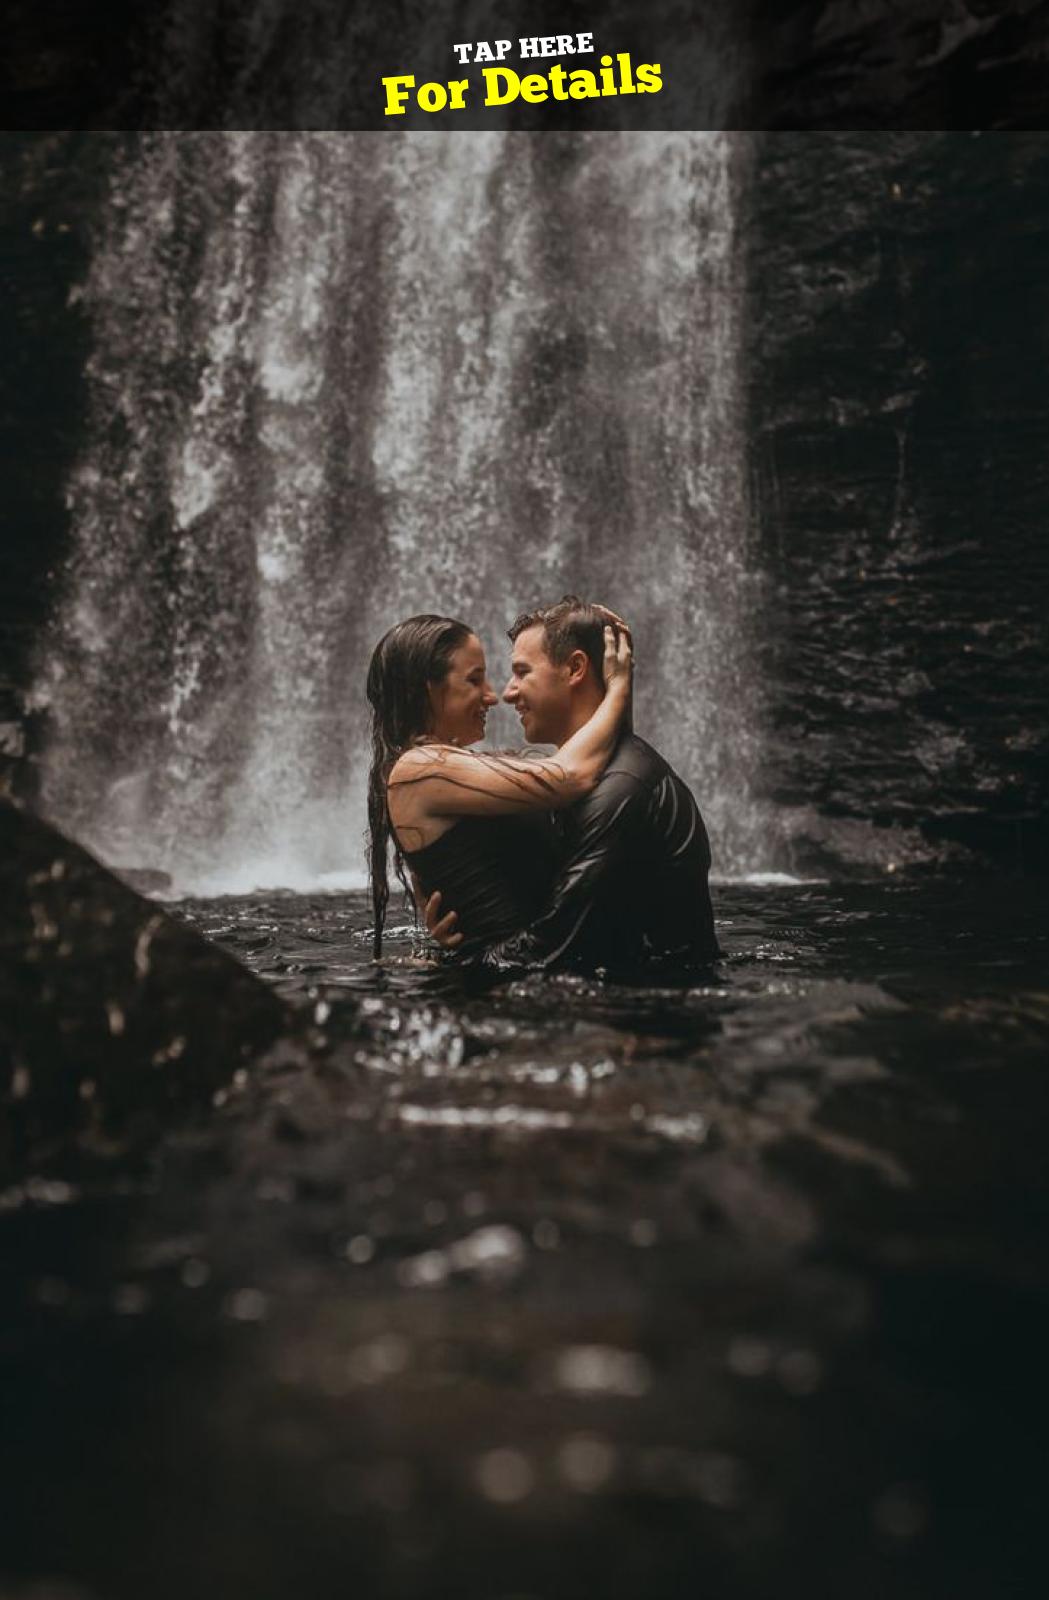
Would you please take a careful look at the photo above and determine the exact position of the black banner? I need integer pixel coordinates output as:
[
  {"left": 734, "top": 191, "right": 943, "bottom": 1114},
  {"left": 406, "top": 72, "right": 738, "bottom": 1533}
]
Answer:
[{"left": 4, "top": 0, "right": 1049, "bottom": 130}]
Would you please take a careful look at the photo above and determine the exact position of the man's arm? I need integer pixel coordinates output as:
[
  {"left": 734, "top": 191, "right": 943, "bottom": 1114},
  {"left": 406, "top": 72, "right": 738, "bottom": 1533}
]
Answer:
[{"left": 479, "top": 769, "right": 646, "bottom": 972}]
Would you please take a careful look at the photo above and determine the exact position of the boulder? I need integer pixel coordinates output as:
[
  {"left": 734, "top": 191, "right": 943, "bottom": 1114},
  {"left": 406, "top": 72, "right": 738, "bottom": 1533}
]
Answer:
[{"left": 0, "top": 801, "right": 289, "bottom": 1173}]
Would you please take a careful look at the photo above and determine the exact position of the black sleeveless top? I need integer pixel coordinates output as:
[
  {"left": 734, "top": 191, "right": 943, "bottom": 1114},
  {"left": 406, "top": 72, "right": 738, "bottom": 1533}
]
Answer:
[{"left": 402, "top": 814, "right": 554, "bottom": 956}]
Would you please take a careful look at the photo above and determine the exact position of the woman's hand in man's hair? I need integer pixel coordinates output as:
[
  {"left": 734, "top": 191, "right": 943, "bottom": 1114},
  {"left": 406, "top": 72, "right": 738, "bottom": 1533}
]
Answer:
[{"left": 590, "top": 603, "right": 632, "bottom": 643}]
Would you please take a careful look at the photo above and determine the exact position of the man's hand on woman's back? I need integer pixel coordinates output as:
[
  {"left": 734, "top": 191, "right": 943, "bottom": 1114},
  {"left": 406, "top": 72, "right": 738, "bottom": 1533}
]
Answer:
[{"left": 411, "top": 874, "right": 463, "bottom": 950}]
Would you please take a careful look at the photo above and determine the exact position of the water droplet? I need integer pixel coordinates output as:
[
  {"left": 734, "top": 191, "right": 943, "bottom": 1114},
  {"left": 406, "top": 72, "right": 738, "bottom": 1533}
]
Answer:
[
  {"left": 475, "top": 1448, "right": 534, "bottom": 1504},
  {"left": 362, "top": 1457, "right": 415, "bottom": 1512},
  {"left": 396, "top": 1250, "right": 449, "bottom": 1289},
  {"left": 181, "top": 1257, "right": 210, "bottom": 1288},
  {"left": 346, "top": 1234, "right": 375, "bottom": 1265},
  {"left": 557, "top": 1433, "right": 617, "bottom": 1493},
  {"left": 113, "top": 1283, "right": 149, "bottom": 1316},
  {"left": 552, "top": 1345, "right": 652, "bottom": 1398},
  {"left": 629, "top": 1218, "right": 658, "bottom": 1247},
  {"left": 347, "top": 1334, "right": 411, "bottom": 1384},
  {"left": 568, "top": 1062, "right": 589, "bottom": 1096},
  {"left": 691, "top": 1451, "right": 746, "bottom": 1509},
  {"left": 872, "top": 1483, "right": 928, "bottom": 1540},
  {"left": 645, "top": 1112, "right": 707, "bottom": 1144},
  {"left": 226, "top": 1287, "right": 268, "bottom": 1323},
  {"left": 728, "top": 1336, "right": 773, "bottom": 1378},
  {"left": 256, "top": 1177, "right": 293, "bottom": 1203},
  {"left": 36, "top": 1276, "right": 70, "bottom": 1307},
  {"left": 26, "top": 1177, "right": 76, "bottom": 1206},
  {"left": 533, "top": 1218, "right": 560, "bottom": 1250},
  {"left": 448, "top": 1225, "right": 527, "bottom": 1283},
  {"left": 777, "top": 1348, "right": 823, "bottom": 1396}
]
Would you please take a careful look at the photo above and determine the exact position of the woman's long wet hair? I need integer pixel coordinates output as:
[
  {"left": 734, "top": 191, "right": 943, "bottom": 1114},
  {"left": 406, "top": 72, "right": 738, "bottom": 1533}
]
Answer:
[{"left": 365, "top": 614, "right": 473, "bottom": 959}]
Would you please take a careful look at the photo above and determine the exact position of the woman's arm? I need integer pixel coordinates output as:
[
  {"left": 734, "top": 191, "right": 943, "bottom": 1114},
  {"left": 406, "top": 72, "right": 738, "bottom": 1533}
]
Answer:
[
  {"left": 552, "top": 622, "right": 633, "bottom": 789},
  {"left": 388, "top": 626, "right": 631, "bottom": 832}
]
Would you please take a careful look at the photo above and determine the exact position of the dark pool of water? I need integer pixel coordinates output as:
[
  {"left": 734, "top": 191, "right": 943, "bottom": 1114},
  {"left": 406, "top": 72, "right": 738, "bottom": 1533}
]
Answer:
[{"left": 2, "top": 876, "right": 1047, "bottom": 1600}]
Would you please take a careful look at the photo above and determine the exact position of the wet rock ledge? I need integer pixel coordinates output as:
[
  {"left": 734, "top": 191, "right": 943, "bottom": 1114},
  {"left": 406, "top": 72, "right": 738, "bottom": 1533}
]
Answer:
[{"left": 0, "top": 801, "right": 288, "bottom": 1174}]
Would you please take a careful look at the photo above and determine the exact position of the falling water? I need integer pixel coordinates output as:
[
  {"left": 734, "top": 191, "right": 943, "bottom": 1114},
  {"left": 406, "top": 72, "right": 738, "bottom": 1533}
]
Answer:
[{"left": 36, "top": 132, "right": 770, "bottom": 891}]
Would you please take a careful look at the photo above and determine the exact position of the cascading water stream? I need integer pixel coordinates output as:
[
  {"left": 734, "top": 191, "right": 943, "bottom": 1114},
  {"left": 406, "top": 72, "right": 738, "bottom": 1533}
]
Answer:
[{"left": 35, "top": 132, "right": 772, "bottom": 892}]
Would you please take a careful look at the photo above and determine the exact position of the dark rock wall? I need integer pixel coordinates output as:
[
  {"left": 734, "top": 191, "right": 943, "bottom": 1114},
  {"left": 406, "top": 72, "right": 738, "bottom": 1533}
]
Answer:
[
  {"left": 752, "top": 2, "right": 1049, "bottom": 130},
  {"left": 747, "top": 133, "right": 1049, "bottom": 871},
  {"left": 0, "top": 133, "right": 107, "bottom": 782}
]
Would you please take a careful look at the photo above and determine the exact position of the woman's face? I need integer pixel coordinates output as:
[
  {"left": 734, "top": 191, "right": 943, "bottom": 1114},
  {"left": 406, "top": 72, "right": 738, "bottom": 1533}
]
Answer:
[{"left": 427, "top": 634, "right": 498, "bottom": 746}]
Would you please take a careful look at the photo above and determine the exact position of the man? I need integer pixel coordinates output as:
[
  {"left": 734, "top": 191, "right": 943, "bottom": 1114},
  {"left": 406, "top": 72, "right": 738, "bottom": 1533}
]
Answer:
[{"left": 426, "top": 596, "right": 719, "bottom": 977}]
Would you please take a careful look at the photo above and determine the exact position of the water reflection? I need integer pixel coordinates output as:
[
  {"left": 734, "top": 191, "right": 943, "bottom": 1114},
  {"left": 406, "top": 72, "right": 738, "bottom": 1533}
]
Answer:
[{"left": 2, "top": 876, "right": 1046, "bottom": 1599}]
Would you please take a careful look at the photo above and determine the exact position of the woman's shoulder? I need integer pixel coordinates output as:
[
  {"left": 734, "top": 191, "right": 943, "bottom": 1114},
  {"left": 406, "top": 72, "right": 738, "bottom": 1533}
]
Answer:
[
  {"left": 388, "top": 742, "right": 459, "bottom": 783},
  {"left": 389, "top": 742, "right": 535, "bottom": 781}
]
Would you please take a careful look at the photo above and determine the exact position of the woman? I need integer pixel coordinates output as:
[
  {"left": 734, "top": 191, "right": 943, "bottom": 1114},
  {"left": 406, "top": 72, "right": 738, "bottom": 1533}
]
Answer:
[{"left": 365, "top": 613, "right": 631, "bottom": 959}]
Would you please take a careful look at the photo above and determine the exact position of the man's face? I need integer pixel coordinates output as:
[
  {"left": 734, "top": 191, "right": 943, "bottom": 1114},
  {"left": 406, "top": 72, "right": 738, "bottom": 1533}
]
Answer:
[{"left": 502, "top": 624, "right": 573, "bottom": 745}]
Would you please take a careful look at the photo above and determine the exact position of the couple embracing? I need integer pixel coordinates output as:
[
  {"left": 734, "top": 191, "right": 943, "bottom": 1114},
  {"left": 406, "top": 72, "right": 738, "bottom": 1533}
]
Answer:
[{"left": 366, "top": 596, "right": 718, "bottom": 978}]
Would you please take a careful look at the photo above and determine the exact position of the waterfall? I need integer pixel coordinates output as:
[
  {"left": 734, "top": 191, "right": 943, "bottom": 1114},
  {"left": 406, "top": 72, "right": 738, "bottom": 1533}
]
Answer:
[{"left": 35, "top": 132, "right": 770, "bottom": 892}]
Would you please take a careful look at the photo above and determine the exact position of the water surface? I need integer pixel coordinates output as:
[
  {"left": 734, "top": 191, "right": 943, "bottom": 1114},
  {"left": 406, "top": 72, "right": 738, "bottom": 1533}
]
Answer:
[{"left": 2, "top": 876, "right": 1046, "bottom": 1600}]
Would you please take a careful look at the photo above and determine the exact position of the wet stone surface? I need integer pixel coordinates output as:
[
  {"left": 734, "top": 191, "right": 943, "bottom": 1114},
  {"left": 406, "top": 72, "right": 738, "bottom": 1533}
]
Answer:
[{"left": 2, "top": 875, "right": 1047, "bottom": 1599}]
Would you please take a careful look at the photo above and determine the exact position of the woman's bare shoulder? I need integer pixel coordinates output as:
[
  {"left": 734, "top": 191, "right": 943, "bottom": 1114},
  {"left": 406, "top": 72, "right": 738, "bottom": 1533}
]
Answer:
[{"left": 389, "top": 743, "right": 460, "bottom": 785}]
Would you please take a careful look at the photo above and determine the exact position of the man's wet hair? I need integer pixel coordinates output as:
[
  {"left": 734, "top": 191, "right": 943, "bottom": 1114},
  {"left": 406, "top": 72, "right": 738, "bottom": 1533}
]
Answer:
[{"left": 508, "top": 594, "right": 606, "bottom": 681}]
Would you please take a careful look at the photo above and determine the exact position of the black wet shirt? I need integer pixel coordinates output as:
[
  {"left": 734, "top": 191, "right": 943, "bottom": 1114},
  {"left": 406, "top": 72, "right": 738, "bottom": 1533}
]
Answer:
[
  {"left": 403, "top": 813, "right": 555, "bottom": 958},
  {"left": 482, "top": 734, "right": 718, "bottom": 976}
]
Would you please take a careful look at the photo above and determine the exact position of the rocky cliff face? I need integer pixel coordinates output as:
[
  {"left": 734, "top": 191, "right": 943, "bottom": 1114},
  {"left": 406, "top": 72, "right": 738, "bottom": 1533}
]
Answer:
[
  {"left": 747, "top": 133, "right": 1049, "bottom": 872},
  {"left": 0, "top": 133, "right": 103, "bottom": 788},
  {"left": 752, "top": 2, "right": 1049, "bottom": 129}
]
